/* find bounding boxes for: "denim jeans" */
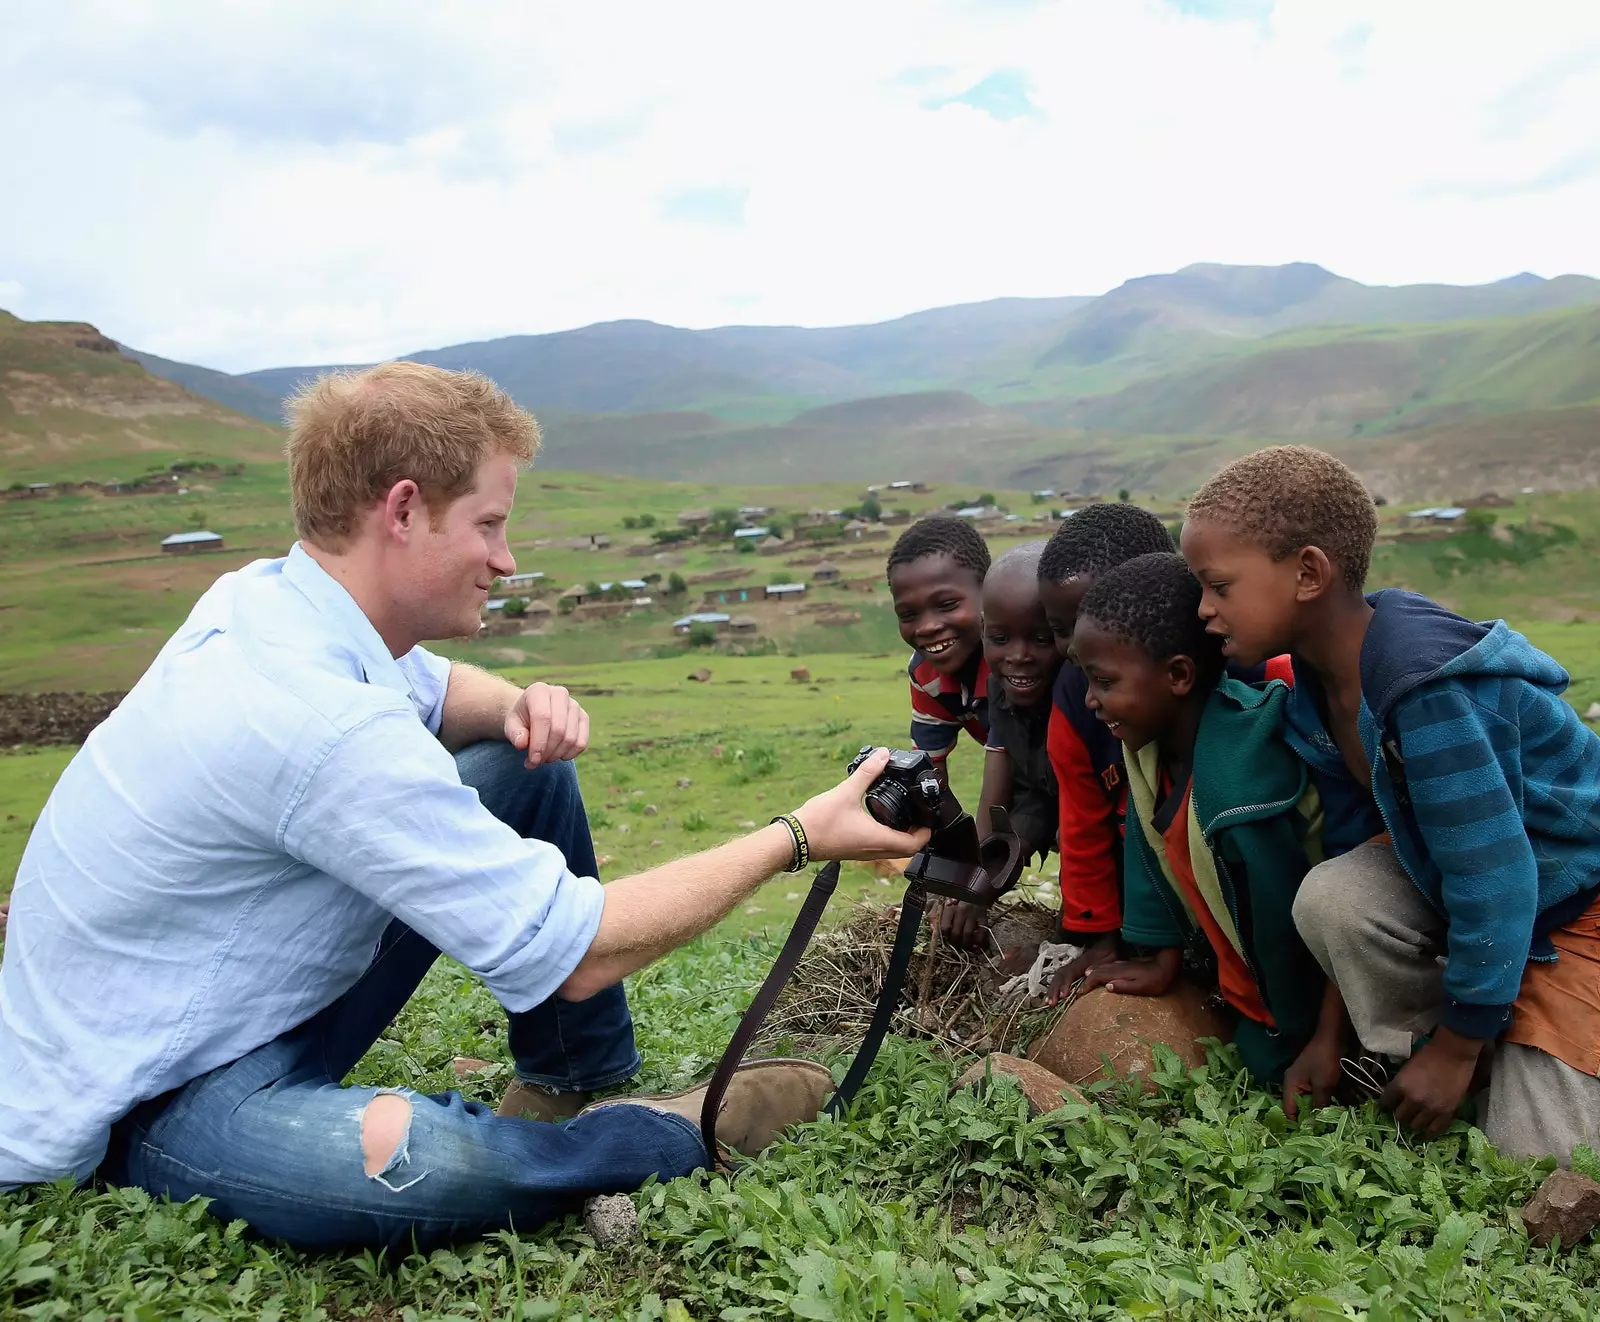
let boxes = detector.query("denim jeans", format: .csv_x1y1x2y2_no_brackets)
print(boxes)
99,742,708,1250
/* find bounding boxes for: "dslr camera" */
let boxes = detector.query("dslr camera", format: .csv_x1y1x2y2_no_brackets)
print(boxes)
846,745,1025,907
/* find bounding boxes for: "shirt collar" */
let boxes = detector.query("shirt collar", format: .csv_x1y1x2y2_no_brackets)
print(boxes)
281,542,414,697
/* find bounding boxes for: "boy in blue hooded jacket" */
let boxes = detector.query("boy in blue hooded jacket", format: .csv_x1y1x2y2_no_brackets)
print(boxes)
1181,445,1600,1164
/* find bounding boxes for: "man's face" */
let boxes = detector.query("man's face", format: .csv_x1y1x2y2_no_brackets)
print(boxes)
1180,516,1300,668
1070,617,1190,754
1038,575,1092,660
401,453,518,641
888,553,984,676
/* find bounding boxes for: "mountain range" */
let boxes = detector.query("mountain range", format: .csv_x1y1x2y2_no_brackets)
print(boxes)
8,261,1600,497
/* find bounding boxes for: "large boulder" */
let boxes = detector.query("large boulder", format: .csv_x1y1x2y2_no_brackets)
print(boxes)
953,1053,1091,1115
1028,982,1232,1091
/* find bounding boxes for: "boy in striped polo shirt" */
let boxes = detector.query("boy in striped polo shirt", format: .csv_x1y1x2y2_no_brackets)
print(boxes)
887,515,992,771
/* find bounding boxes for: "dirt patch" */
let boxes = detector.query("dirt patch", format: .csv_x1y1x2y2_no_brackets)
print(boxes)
0,692,124,746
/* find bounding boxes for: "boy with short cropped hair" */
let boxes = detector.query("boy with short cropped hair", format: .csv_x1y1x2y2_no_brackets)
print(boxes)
1183,445,1600,1161
1036,504,1175,972
1070,552,1325,1082
940,541,1065,946
887,514,992,767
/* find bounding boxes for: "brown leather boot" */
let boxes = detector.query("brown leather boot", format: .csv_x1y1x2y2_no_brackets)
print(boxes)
578,1059,833,1156
496,1079,593,1122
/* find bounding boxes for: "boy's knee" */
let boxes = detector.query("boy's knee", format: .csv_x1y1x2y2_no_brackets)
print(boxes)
1292,860,1349,951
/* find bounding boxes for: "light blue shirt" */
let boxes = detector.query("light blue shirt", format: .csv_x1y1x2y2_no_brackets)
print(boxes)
0,545,605,1186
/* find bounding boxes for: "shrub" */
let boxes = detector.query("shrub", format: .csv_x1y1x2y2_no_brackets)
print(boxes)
502,597,527,618
667,572,688,596
688,622,717,647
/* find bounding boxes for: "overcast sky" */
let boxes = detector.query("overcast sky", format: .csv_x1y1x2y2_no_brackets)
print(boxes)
2,0,1596,372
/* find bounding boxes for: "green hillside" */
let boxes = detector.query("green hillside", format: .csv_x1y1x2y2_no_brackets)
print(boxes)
1064,305,1600,438
0,311,282,484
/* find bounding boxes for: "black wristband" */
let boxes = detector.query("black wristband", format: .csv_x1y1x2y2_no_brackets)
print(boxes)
771,813,809,872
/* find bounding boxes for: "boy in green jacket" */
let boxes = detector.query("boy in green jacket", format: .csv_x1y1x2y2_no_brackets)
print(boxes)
1070,552,1325,1082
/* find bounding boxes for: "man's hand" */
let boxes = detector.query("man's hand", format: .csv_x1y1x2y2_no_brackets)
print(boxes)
1080,950,1181,998
793,747,932,861
505,682,589,769
938,900,986,949
1282,1030,1344,1120
1047,934,1120,1005
1381,1029,1485,1139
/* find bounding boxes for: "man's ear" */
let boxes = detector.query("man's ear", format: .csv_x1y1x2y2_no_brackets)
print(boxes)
1294,545,1339,602
1168,653,1197,698
381,479,423,542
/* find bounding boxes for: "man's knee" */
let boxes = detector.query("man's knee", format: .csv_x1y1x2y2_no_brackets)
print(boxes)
361,1092,414,1180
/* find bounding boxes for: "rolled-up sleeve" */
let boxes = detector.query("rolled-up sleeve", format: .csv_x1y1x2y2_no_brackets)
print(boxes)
280,709,604,1011
398,647,452,735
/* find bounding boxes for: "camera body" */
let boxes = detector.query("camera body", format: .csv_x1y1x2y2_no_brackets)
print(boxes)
846,745,1025,907
846,746,955,833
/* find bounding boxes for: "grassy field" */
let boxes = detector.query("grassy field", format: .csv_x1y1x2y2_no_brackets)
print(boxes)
4,656,1600,1319
11,472,1600,1317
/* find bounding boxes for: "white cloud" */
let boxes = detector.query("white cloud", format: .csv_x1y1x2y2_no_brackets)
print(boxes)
0,0,1596,371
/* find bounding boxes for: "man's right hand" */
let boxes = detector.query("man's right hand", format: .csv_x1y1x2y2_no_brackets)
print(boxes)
1047,934,1120,1005
793,747,932,862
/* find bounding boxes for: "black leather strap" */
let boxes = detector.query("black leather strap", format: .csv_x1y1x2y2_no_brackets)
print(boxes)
701,861,842,1159
826,885,927,1116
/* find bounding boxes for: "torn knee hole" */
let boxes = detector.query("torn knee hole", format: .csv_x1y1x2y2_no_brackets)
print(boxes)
361,1093,413,1178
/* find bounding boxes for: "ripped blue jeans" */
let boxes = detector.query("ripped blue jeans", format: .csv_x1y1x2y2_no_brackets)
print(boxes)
98,743,708,1251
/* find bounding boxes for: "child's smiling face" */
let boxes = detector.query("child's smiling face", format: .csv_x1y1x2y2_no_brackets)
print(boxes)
1070,615,1195,753
983,566,1062,708
889,552,984,676
1180,516,1302,668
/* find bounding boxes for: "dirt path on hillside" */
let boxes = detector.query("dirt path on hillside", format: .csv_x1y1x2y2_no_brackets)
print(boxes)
0,692,123,746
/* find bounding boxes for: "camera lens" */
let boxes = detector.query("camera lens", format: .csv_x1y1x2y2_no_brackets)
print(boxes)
864,779,911,832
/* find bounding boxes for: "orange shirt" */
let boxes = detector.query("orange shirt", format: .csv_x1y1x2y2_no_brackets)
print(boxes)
1502,889,1600,1076
1157,776,1276,1027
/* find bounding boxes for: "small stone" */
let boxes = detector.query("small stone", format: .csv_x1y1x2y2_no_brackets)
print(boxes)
744,904,763,915
583,1193,640,1248
676,777,693,789
617,823,631,834
688,668,712,683
786,892,801,900
738,819,757,829
1585,702,1600,724
650,838,665,846
450,1056,492,1078
954,1267,975,1285
631,789,645,798
790,667,811,682
1520,1169,1600,1248
643,804,659,816
596,854,613,867
953,1053,1091,1115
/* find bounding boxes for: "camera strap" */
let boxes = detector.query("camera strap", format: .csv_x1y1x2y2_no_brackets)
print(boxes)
699,861,930,1163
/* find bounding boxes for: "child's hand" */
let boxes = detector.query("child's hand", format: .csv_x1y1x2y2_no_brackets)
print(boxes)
937,899,986,949
1046,935,1120,1005
1080,949,1180,998
1381,1029,1484,1139
1282,1031,1344,1120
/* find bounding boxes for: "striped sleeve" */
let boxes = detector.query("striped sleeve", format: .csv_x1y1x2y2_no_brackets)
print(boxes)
909,677,961,759
1392,683,1534,1036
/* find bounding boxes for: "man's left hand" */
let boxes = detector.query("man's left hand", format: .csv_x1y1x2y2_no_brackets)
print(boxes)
1381,1029,1484,1139
505,682,590,768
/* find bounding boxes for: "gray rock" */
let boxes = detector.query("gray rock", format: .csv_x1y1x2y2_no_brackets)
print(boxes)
583,1193,640,1248
644,804,659,816
1521,1169,1600,1248
675,777,692,789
